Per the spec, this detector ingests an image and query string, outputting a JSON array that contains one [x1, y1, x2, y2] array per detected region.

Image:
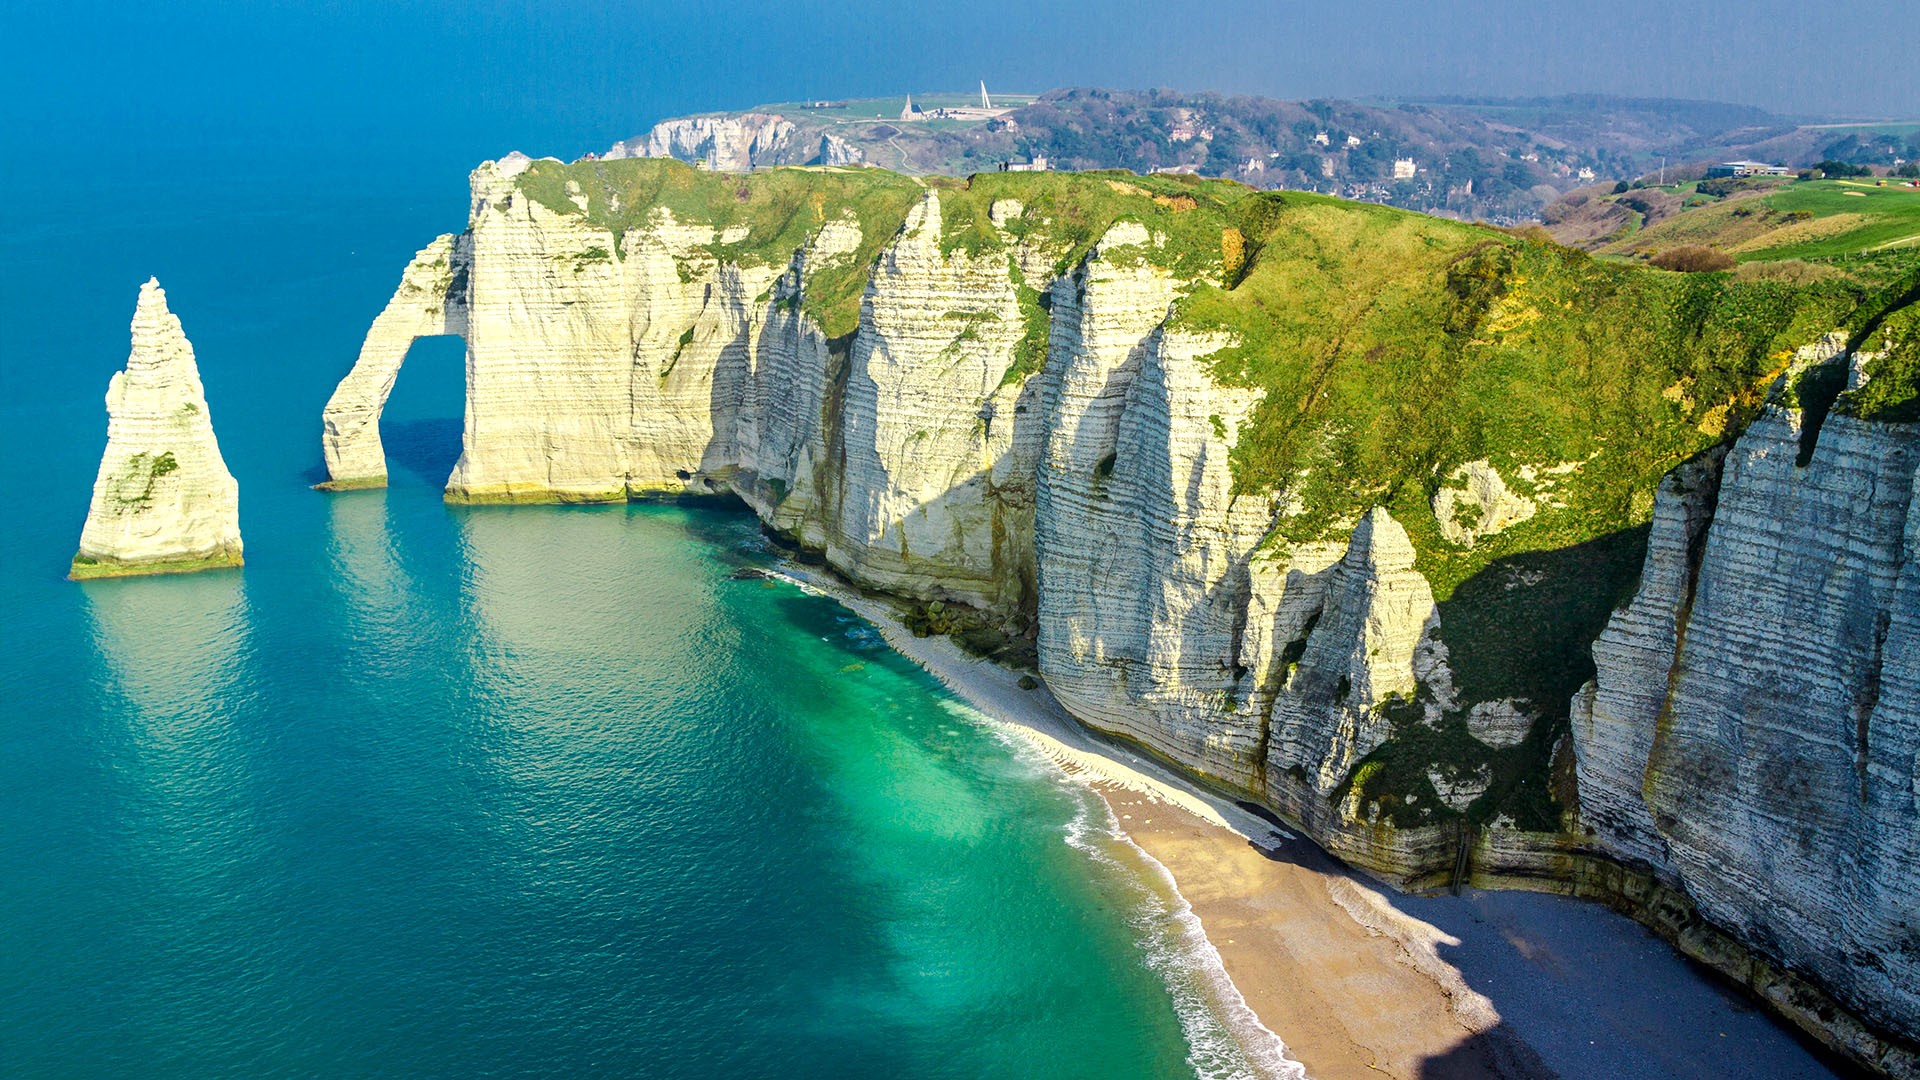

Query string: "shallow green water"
[[0, 132, 1306, 1079], [5, 482, 1288, 1078]]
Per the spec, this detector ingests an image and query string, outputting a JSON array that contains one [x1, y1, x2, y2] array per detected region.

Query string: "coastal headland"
[[314, 154, 1920, 1074]]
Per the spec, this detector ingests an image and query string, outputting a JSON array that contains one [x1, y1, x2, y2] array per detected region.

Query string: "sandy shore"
[[778, 567, 1842, 1080]]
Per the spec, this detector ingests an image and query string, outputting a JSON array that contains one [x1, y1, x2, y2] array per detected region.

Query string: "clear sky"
[[6, 0, 1916, 166]]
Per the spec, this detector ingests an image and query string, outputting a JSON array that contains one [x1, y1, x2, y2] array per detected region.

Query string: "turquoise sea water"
[[0, 156, 1276, 1076]]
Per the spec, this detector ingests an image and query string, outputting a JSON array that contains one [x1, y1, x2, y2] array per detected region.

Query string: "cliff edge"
[[319, 156, 1920, 1073]]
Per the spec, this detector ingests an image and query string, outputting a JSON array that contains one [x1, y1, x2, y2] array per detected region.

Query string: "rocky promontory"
[[319, 155, 1920, 1073], [72, 279, 242, 579]]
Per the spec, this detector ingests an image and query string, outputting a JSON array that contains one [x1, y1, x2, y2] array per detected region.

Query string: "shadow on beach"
[[1226, 825, 1854, 1080]]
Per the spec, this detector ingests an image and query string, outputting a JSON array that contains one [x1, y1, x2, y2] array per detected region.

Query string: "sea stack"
[[71, 279, 242, 579]]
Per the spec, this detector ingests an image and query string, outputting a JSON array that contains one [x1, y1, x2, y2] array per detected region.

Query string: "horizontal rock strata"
[[1572, 348, 1920, 1065], [318, 160, 1920, 1073], [73, 279, 242, 579]]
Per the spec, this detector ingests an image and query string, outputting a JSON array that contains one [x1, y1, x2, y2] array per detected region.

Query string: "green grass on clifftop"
[[1838, 268, 1920, 422], [512, 159, 1262, 338], [515, 158, 925, 336], [509, 157, 1920, 830]]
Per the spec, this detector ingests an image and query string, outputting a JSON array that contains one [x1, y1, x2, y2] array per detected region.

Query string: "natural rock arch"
[[319, 234, 469, 489]]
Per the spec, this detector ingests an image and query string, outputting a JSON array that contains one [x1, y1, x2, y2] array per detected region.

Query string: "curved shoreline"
[[773, 564, 1846, 1080], [774, 566, 1312, 1077]]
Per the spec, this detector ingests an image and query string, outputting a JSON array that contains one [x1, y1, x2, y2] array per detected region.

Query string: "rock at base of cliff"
[[69, 549, 243, 581], [312, 476, 388, 493]]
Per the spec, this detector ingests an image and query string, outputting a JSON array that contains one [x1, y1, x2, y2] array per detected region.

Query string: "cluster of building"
[[898, 84, 1015, 123], [1705, 160, 1792, 178], [998, 154, 1050, 173]]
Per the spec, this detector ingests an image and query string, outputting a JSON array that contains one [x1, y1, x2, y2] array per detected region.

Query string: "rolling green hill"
[[1546, 176, 1920, 264]]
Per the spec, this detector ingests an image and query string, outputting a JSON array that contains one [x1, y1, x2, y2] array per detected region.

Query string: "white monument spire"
[[979, 81, 991, 109]]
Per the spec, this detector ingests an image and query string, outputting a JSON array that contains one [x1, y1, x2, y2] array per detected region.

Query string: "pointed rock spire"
[[71, 279, 242, 579]]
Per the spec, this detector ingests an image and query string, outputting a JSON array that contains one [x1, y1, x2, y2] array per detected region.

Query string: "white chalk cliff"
[[73, 279, 241, 578], [605, 113, 864, 171], [319, 158, 1920, 1073], [320, 235, 468, 488], [1571, 349, 1920, 1061]]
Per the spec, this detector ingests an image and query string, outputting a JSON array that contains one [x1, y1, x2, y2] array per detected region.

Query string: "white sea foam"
[[768, 565, 1309, 1078], [946, 697, 1307, 1080], [1057, 784, 1308, 1080]]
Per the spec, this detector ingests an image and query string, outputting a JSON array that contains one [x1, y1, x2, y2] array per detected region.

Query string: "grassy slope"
[[508, 158, 1918, 829], [1585, 178, 1920, 261], [1173, 191, 1892, 828]]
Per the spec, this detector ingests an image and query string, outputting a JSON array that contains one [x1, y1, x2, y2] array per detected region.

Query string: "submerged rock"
[[72, 279, 241, 579]]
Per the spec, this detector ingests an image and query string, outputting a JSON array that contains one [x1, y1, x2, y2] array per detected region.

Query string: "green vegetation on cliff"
[[1175, 189, 1908, 829], [515, 157, 924, 336], [506, 157, 1919, 831], [1838, 275, 1920, 422], [928, 169, 1235, 279]]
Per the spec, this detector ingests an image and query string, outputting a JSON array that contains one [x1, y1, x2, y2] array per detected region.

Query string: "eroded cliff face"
[[1571, 347, 1920, 1051], [74, 279, 241, 578], [827, 193, 1032, 606], [605, 113, 865, 171], [320, 158, 1920, 1069], [321, 235, 469, 488], [1033, 224, 1270, 786]]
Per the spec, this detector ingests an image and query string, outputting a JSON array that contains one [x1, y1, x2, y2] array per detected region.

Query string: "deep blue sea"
[[0, 149, 1283, 1077]]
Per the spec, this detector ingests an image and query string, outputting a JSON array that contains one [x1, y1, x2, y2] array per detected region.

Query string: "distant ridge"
[[603, 87, 1885, 222]]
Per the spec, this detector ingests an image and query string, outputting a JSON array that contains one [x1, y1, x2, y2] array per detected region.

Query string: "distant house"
[[1313, 131, 1330, 146], [1706, 160, 1790, 178], [1000, 154, 1050, 173], [1345, 134, 1362, 148], [1577, 167, 1596, 181], [1392, 158, 1417, 180]]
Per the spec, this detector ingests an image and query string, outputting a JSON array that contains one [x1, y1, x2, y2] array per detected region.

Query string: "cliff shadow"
[[1392, 887, 1859, 1080], [1435, 524, 1651, 715], [1232, 820, 1859, 1079], [1344, 523, 1659, 835], [1415, 1023, 1556, 1079]]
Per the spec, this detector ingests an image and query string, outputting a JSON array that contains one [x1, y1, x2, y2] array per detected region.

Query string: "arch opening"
[[379, 334, 466, 488]]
